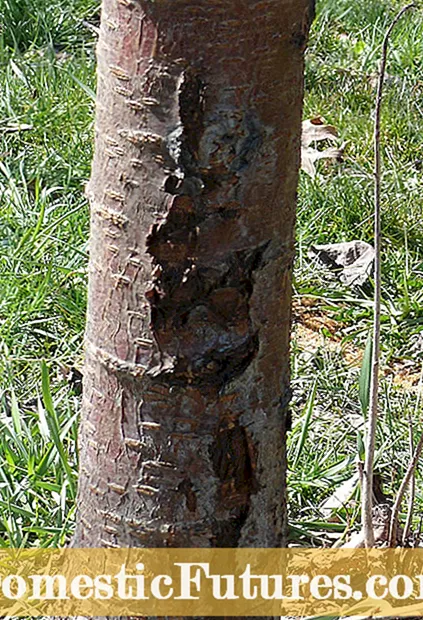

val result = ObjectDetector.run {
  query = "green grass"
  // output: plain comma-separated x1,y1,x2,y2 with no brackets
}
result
298,0,423,356
290,0,423,544
0,0,97,545
1,0,423,548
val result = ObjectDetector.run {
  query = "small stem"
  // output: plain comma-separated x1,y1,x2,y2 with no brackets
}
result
402,414,415,544
403,365,423,543
389,429,423,547
361,2,417,549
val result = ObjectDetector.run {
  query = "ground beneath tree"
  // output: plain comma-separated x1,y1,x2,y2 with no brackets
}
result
292,296,423,392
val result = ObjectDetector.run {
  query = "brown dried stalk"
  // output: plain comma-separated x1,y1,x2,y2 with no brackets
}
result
389,429,423,547
361,2,417,549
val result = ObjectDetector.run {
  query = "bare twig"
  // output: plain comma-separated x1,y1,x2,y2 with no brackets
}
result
402,365,423,543
389,429,423,547
361,2,417,549
403,413,416,543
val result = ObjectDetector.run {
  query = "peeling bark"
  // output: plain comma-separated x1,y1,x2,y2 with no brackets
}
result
75,0,314,557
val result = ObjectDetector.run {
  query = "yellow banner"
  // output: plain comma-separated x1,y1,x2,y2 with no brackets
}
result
1,548,423,616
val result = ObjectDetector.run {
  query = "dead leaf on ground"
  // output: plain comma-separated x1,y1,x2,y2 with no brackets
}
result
308,240,375,286
301,116,346,177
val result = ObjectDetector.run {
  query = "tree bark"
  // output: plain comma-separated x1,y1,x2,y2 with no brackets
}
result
75,0,314,550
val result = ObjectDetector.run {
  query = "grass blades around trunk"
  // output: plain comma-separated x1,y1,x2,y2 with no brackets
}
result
1,0,423,547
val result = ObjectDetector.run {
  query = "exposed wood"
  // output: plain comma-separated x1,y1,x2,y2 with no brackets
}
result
74,0,314,560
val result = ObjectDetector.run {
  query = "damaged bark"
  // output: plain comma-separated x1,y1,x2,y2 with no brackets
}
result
75,0,314,552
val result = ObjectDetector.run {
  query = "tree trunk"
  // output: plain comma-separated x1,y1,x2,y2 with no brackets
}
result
75,0,314,550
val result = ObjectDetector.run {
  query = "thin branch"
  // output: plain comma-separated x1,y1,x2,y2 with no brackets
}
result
389,429,423,547
361,2,417,549
403,365,423,543
403,413,415,543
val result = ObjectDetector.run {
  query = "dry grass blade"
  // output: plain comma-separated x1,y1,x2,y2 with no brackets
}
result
2,123,33,133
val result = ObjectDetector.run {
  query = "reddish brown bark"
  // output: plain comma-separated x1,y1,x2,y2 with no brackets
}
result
75,0,314,549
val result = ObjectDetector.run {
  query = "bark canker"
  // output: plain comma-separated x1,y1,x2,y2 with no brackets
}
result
75,0,314,550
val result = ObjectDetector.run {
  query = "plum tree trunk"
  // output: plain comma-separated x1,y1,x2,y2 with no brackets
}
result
74,0,314,549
